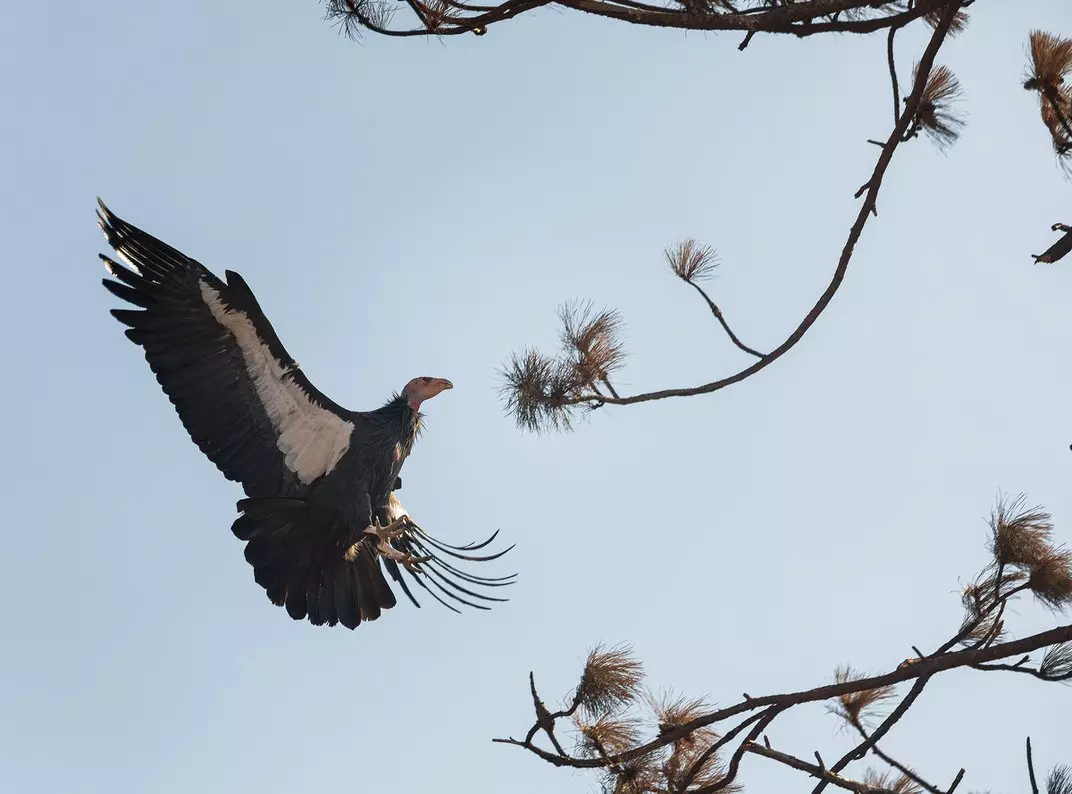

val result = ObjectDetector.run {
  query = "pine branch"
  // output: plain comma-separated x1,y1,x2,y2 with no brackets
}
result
323,0,962,44
501,1,966,429
494,621,1072,770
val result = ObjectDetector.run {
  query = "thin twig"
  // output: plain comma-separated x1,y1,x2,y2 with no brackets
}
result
686,281,766,358
694,707,782,794
678,710,769,790
745,741,886,794
813,676,932,794
1027,737,1040,794
886,24,901,123
849,720,943,794
948,768,966,794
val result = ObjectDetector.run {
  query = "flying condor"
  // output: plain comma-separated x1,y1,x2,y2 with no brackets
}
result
96,199,514,629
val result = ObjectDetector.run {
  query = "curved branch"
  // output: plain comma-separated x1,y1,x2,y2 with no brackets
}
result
887,23,901,123
553,3,962,411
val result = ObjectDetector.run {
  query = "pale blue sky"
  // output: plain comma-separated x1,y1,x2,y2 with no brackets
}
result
2,2,1071,792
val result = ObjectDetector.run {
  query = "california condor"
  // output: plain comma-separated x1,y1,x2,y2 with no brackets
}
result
96,200,514,630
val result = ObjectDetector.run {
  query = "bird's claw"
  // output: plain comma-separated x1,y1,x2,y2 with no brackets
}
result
363,516,429,571
364,515,407,543
374,540,431,573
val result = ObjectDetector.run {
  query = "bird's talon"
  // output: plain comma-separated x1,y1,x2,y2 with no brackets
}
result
374,540,430,572
364,515,407,542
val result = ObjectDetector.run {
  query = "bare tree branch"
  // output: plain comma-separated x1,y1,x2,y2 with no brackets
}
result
322,0,966,42
496,622,1072,770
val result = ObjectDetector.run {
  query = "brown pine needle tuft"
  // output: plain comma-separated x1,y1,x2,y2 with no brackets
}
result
607,759,661,794
1040,641,1072,681
499,348,584,433
499,302,628,432
1040,86,1072,162
955,561,1036,648
1024,31,1072,171
421,0,454,31
910,63,965,151
829,665,896,727
666,239,719,283
575,714,643,757
650,691,711,737
1028,548,1072,610
864,767,924,794
989,495,1055,569
575,643,645,718
558,301,627,386
922,5,969,36
664,738,738,792
962,566,1028,608
1025,30,1072,95
323,0,395,38
956,608,1006,648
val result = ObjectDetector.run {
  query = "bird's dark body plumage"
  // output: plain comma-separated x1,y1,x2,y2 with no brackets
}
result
96,200,513,629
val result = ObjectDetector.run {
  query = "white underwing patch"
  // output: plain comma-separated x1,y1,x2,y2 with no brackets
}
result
199,279,353,483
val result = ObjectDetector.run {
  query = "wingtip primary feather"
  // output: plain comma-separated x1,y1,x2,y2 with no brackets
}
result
96,198,114,235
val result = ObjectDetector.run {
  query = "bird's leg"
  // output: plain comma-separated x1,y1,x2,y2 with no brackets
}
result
364,516,431,573
377,542,433,573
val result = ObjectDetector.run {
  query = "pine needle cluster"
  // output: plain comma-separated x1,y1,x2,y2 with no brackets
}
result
499,301,626,432
828,664,896,729
567,646,737,793
909,63,966,151
575,644,645,718
986,495,1072,611
1024,30,1072,171
666,240,719,283
863,767,924,794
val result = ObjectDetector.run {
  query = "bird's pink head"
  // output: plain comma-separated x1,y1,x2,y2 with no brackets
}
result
402,377,453,410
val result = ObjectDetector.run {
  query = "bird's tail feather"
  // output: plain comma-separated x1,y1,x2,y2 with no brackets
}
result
231,497,396,630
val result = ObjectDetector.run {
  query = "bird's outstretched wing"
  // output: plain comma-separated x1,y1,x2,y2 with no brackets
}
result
97,199,358,497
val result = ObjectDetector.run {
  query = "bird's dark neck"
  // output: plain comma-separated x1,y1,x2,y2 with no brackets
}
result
371,394,423,447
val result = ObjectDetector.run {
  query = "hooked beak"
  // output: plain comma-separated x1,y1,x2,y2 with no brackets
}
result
435,378,454,391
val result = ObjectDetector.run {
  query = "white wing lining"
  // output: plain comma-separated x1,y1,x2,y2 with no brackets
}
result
199,279,353,483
